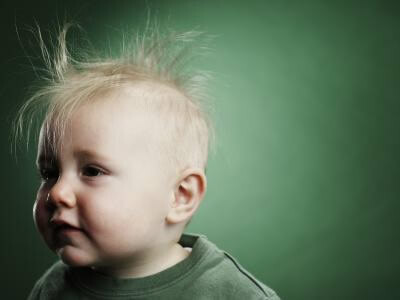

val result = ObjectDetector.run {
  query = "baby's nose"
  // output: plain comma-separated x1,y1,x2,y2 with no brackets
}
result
47,177,77,208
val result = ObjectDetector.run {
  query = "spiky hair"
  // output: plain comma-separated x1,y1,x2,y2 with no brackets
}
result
14,22,214,171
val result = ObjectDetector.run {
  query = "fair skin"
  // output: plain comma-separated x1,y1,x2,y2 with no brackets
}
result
34,84,206,278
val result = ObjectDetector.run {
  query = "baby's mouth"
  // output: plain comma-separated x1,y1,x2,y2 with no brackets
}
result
50,222,84,248
55,223,79,232
49,218,83,236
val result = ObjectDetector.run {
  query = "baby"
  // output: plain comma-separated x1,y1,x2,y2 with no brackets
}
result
17,24,280,299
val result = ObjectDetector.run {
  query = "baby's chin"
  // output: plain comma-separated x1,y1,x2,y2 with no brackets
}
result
55,245,96,267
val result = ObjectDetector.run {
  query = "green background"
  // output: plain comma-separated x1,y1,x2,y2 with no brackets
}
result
1,0,399,299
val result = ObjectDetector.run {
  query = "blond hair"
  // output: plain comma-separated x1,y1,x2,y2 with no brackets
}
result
14,23,214,172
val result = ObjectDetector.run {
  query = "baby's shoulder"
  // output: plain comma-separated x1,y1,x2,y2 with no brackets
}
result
220,251,279,299
186,235,280,299
27,261,71,300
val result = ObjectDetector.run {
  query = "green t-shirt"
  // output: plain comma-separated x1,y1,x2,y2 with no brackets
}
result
28,234,280,299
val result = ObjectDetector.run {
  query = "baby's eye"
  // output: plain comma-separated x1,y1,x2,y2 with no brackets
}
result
82,166,104,177
39,167,59,181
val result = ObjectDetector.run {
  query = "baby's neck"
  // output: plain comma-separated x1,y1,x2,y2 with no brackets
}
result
92,243,190,279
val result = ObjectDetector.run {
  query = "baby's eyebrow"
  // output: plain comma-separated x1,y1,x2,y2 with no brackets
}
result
73,149,112,163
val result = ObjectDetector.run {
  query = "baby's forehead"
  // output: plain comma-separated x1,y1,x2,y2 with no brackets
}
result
41,81,184,150
38,101,166,164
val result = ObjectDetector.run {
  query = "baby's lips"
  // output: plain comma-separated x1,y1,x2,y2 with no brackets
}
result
49,217,80,230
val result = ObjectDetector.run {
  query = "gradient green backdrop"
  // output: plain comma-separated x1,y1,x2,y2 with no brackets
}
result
1,1,399,299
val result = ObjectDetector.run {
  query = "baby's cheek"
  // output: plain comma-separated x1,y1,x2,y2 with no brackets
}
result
33,196,50,240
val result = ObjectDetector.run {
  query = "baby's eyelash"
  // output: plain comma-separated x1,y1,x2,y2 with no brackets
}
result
81,165,106,177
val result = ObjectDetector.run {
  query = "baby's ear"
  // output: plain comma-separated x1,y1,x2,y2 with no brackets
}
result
166,169,207,225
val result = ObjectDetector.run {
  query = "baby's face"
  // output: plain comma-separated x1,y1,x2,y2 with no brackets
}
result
34,89,176,270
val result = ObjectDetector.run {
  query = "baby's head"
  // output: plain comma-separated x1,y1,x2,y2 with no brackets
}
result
16,25,213,276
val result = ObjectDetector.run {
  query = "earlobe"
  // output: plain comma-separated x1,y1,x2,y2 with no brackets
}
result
166,169,206,225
